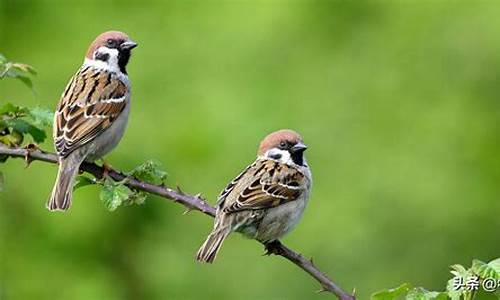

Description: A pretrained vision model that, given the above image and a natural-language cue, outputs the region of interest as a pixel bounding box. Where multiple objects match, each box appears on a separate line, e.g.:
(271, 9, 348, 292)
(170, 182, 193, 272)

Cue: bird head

(85, 31, 137, 74)
(258, 129, 308, 166)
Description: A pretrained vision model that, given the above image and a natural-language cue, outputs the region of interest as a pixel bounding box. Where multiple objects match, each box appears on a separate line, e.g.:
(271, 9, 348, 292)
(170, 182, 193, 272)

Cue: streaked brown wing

(221, 159, 306, 213)
(216, 163, 253, 206)
(54, 67, 128, 157)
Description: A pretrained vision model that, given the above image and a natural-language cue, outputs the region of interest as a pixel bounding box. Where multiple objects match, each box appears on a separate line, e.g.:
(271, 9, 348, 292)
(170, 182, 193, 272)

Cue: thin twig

(0, 144, 355, 300)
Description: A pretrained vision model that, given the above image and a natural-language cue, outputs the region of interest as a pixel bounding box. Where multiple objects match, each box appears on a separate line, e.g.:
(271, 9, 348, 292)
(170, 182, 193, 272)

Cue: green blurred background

(1, 1, 500, 299)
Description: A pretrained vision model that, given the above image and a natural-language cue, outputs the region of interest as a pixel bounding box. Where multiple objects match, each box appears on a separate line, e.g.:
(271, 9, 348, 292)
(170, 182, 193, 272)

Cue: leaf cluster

(75, 160, 168, 211)
(0, 54, 50, 152)
(0, 54, 37, 89)
(372, 258, 500, 300)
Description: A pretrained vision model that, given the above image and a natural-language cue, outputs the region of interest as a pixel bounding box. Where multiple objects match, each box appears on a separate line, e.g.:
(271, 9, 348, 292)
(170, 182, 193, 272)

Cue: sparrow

(47, 31, 138, 211)
(196, 129, 312, 263)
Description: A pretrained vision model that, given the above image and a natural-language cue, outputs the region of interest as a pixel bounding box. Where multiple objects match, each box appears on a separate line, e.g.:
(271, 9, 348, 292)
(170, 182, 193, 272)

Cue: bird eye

(106, 39, 115, 47)
(279, 141, 287, 148)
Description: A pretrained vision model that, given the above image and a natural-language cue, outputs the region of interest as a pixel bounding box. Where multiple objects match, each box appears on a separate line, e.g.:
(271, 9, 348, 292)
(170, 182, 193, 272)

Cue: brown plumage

(197, 129, 312, 263)
(220, 160, 306, 213)
(48, 31, 137, 211)
(54, 67, 127, 157)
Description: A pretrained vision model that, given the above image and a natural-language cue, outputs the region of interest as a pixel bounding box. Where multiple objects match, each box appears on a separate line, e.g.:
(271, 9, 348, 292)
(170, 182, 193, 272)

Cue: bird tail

(47, 156, 81, 211)
(196, 225, 231, 263)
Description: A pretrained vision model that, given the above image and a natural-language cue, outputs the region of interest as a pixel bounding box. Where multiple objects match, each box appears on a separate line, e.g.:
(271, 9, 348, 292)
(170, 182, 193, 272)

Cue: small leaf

(487, 258, 500, 275)
(126, 191, 148, 206)
(0, 102, 28, 117)
(11, 62, 37, 75)
(74, 176, 95, 190)
(99, 177, 132, 211)
(0, 127, 24, 147)
(128, 160, 167, 185)
(14, 75, 33, 89)
(371, 283, 412, 300)
(447, 264, 474, 300)
(472, 259, 500, 280)
(0, 103, 17, 115)
(406, 288, 448, 300)
(449, 264, 470, 279)
(0, 60, 36, 90)
(5, 119, 46, 143)
(28, 106, 53, 127)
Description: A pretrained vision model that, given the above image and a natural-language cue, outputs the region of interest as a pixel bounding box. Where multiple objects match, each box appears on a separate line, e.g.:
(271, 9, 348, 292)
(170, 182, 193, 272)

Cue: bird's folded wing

(54, 67, 128, 157)
(220, 159, 306, 213)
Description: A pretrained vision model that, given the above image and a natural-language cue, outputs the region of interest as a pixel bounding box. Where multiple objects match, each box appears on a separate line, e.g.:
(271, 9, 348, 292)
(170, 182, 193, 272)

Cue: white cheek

(88, 47, 120, 72)
(265, 148, 292, 164)
(98, 47, 119, 63)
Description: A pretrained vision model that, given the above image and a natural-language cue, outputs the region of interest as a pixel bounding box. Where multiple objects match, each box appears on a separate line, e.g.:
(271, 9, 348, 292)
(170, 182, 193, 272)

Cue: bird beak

(291, 142, 308, 154)
(120, 40, 138, 50)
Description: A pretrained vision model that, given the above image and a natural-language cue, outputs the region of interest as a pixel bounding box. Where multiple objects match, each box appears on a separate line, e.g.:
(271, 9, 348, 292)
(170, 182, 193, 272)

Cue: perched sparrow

(47, 31, 138, 211)
(196, 129, 312, 263)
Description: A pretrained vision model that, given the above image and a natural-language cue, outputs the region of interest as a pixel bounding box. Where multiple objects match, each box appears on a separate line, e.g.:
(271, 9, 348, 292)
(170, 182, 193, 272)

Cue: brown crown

(85, 31, 130, 59)
(257, 129, 303, 156)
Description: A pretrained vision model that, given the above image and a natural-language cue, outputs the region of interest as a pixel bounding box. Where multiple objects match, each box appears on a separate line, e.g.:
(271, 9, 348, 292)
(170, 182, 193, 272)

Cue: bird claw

(263, 240, 283, 256)
(23, 143, 40, 167)
(102, 161, 112, 178)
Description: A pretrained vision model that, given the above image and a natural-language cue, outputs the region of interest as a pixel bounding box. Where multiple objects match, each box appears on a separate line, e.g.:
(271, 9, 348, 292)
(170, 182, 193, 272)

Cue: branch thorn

(176, 184, 184, 194)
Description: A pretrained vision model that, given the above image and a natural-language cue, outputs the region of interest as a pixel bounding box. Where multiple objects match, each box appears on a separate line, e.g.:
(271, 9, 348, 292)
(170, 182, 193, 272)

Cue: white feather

(262, 148, 293, 165)
(85, 47, 120, 71)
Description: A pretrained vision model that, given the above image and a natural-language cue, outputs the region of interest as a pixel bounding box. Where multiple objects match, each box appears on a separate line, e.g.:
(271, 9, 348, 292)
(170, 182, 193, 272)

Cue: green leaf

(74, 176, 95, 190)
(0, 102, 28, 117)
(11, 62, 37, 75)
(0, 104, 51, 146)
(487, 258, 500, 274)
(128, 160, 167, 185)
(0, 59, 36, 90)
(472, 259, 500, 280)
(371, 283, 413, 300)
(447, 264, 474, 300)
(406, 288, 448, 300)
(14, 75, 33, 90)
(126, 191, 148, 206)
(99, 177, 133, 211)
(0, 125, 24, 147)
(28, 106, 53, 127)
(5, 119, 46, 143)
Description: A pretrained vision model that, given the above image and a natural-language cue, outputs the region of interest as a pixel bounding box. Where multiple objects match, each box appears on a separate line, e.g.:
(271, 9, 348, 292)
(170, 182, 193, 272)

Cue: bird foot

(23, 143, 40, 167)
(263, 240, 283, 256)
(102, 161, 112, 178)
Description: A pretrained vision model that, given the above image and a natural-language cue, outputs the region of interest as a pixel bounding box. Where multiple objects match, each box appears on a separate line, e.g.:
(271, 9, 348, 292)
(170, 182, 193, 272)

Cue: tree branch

(0, 144, 355, 300)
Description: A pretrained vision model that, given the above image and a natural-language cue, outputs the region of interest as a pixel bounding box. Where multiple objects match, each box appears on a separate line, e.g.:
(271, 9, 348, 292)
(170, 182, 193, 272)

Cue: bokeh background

(1, 1, 500, 299)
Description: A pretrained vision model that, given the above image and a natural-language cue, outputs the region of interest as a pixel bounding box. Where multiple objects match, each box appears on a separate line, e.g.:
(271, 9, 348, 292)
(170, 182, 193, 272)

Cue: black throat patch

(118, 50, 131, 74)
(291, 151, 304, 166)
